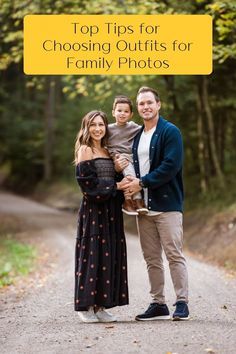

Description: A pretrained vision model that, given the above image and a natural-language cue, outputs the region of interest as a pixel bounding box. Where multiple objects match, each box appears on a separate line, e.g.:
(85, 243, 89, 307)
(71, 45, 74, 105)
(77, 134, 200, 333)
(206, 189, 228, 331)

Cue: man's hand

(114, 154, 129, 172)
(123, 178, 142, 198)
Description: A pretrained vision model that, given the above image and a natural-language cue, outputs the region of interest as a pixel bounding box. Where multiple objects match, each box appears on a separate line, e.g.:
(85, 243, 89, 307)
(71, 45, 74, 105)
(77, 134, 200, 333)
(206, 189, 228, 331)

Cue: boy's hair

(137, 86, 160, 103)
(112, 95, 133, 112)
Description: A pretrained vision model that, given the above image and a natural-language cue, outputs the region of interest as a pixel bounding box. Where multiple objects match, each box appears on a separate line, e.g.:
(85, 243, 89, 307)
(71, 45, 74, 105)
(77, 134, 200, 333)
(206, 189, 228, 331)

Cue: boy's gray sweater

(107, 122, 141, 158)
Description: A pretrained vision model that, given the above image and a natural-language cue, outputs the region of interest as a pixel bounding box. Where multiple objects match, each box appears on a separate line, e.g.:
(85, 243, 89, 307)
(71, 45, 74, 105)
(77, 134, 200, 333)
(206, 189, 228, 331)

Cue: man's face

(136, 91, 161, 121)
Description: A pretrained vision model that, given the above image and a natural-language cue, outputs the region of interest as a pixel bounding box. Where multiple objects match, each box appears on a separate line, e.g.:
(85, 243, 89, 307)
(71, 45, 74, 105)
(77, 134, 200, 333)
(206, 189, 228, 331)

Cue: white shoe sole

(135, 315, 171, 321)
(122, 208, 138, 216)
(172, 316, 190, 321)
(96, 316, 117, 323)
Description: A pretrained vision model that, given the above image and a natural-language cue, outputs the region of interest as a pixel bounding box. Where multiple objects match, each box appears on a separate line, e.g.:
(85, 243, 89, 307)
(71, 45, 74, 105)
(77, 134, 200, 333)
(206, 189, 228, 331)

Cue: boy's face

(112, 103, 133, 126)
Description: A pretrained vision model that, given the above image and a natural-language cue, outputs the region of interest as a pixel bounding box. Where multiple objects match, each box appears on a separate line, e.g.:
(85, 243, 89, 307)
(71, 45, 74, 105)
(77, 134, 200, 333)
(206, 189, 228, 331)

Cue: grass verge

(0, 234, 37, 288)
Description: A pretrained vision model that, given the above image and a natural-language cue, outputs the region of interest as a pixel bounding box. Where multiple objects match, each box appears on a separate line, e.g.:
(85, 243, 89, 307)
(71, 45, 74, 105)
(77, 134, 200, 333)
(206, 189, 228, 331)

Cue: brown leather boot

(134, 199, 149, 215)
(122, 199, 138, 216)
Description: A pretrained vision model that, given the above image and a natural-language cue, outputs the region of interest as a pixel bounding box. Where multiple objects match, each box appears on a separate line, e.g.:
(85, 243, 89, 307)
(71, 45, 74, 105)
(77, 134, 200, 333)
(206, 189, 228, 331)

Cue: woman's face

(89, 115, 106, 143)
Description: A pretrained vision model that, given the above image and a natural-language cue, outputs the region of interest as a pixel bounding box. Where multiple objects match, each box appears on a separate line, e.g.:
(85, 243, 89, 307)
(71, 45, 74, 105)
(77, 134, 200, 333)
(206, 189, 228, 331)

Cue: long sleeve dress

(74, 157, 129, 311)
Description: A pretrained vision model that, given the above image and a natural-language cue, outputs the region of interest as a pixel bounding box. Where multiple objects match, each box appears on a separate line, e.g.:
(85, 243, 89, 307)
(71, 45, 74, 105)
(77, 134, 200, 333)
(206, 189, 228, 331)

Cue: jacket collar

(138, 116, 167, 135)
(133, 116, 167, 150)
(154, 116, 167, 134)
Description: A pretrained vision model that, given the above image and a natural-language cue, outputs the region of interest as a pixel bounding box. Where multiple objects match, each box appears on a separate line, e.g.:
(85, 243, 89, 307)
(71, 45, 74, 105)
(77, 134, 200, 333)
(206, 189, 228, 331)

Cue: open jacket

(132, 116, 184, 212)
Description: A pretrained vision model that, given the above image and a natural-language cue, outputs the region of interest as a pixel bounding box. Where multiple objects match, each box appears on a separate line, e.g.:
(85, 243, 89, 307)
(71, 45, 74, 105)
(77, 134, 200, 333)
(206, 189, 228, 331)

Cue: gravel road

(0, 192, 236, 354)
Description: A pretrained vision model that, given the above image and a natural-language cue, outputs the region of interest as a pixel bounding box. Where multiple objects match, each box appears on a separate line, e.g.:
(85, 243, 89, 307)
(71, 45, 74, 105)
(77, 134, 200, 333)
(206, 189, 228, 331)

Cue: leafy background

(1, 0, 236, 209)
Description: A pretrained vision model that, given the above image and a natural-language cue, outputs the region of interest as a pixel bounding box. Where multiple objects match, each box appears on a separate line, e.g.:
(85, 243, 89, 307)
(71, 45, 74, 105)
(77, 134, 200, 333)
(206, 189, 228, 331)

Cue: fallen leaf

(205, 348, 215, 353)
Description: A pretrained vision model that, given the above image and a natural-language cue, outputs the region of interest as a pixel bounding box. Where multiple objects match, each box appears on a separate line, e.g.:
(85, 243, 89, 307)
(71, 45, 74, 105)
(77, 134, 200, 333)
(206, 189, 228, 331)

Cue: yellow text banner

(24, 15, 212, 75)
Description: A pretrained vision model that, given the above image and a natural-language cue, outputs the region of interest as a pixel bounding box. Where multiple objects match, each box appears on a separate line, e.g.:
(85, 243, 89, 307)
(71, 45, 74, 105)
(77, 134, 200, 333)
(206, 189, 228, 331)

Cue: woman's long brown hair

(74, 110, 108, 164)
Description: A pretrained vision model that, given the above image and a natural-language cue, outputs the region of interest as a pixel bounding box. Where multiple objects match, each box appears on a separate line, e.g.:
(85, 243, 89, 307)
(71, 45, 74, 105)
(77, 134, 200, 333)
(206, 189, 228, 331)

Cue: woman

(74, 110, 129, 323)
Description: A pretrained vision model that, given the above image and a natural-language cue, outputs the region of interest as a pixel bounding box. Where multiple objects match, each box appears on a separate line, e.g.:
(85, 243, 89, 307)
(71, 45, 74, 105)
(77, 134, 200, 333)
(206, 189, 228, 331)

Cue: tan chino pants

(137, 212, 188, 304)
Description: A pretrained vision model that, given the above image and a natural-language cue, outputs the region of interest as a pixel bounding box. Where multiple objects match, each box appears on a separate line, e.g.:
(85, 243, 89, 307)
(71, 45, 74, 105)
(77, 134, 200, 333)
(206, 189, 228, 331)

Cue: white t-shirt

(138, 126, 162, 216)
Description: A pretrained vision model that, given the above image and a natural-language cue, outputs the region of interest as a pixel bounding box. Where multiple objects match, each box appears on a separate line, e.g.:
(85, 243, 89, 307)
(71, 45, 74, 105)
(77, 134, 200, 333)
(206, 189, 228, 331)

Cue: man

(123, 86, 189, 321)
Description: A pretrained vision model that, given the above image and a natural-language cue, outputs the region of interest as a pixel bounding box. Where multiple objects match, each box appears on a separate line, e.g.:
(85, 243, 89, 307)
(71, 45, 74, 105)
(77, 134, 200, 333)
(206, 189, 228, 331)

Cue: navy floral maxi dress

(74, 158, 129, 311)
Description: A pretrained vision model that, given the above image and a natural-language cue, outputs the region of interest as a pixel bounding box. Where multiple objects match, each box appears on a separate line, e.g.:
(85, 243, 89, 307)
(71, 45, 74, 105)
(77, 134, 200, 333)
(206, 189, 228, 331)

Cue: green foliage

(207, 1, 236, 63)
(185, 170, 236, 211)
(214, 43, 236, 62)
(0, 0, 236, 207)
(0, 236, 36, 287)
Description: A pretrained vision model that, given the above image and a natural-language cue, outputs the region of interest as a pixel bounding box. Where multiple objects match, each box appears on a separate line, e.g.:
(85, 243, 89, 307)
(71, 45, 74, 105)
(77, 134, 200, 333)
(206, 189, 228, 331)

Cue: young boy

(107, 95, 148, 215)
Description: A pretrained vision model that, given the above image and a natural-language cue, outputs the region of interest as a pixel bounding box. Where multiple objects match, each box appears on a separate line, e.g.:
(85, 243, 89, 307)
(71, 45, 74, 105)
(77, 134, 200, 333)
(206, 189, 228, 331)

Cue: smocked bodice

(94, 158, 115, 181)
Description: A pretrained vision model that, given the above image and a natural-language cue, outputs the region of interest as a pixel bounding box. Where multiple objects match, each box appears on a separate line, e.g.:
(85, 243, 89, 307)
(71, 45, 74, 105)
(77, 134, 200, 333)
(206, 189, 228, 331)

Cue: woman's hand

(114, 154, 129, 172)
(116, 177, 131, 190)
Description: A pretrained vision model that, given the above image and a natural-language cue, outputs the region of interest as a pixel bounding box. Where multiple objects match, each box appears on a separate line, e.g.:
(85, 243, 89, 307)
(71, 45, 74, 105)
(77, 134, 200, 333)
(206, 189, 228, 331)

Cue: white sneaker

(136, 207, 149, 215)
(122, 208, 138, 216)
(78, 307, 99, 323)
(95, 308, 117, 322)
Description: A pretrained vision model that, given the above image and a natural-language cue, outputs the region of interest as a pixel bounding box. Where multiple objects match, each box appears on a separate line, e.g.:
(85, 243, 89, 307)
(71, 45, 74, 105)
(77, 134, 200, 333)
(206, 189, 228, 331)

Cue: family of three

(74, 86, 189, 323)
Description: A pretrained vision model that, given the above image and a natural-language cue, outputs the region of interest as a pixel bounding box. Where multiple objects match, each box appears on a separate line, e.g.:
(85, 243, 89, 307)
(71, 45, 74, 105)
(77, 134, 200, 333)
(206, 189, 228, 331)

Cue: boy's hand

(125, 175, 135, 181)
(114, 154, 129, 172)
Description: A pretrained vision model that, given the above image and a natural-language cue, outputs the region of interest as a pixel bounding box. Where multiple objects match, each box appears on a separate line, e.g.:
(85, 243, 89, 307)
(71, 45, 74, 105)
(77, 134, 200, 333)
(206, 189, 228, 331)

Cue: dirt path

(0, 191, 236, 354)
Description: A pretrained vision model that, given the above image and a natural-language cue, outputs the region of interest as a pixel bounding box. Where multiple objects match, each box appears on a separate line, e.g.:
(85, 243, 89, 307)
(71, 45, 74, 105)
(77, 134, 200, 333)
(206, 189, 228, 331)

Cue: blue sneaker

(135, 303, 170, 321)
(172, 301, 190, 321)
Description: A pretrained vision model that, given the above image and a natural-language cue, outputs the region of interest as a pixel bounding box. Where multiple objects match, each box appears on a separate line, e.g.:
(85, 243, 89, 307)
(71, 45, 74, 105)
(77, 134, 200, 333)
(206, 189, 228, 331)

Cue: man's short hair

(113, 95, 133, 112)
(137, 86, 160, 103)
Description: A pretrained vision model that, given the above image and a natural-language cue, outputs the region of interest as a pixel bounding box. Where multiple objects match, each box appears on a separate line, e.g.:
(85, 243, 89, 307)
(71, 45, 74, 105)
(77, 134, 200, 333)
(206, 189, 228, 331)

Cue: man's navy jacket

(132, 116, 184, 213)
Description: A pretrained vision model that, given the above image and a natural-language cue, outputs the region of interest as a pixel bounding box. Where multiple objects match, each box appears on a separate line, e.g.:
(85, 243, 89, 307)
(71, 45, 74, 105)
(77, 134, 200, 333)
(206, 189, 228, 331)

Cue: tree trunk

(202, 76, 225, 189)
(44, 76, 56, 182)
(163, 75, 180, 114)
(218, 113, 226, 170)
(196, 77, 207, 193)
